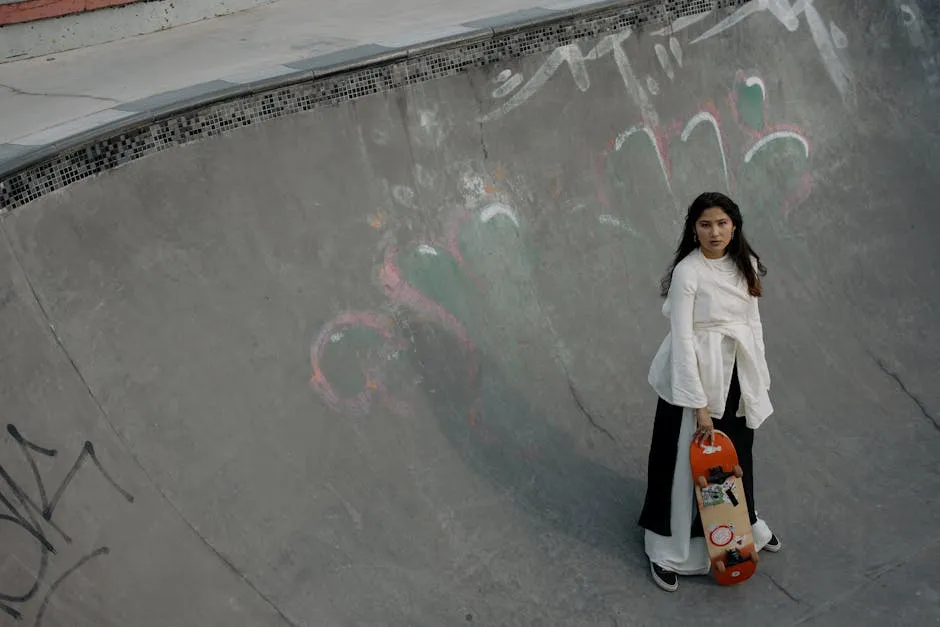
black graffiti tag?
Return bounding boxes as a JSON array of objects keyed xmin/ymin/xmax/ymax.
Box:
[{"xmin": 0, "ymin": 424, "xmax": 134, "ymax": 624}]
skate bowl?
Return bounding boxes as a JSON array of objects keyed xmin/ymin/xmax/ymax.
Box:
[{"xmin": 1, "ymin": 1, "xmax": 939, "ymax": 625}]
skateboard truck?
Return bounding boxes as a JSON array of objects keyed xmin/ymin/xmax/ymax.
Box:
[
  {"xmin": 703, "ymin": 465, "xmax": 742, "ymax": 485},
  {"xmin": 715, "ymin": 548, "xmax": 758, "ymax": 574}
]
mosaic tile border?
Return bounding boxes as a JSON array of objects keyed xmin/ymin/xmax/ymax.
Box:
[{"xmin": 0, "ymin": 0, "xmax": 749, "ymax": 212}]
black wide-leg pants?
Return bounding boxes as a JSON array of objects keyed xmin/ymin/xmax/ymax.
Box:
[{"xmin": 638, "ymin": 363, "xmax": 757, "ymax": 538}]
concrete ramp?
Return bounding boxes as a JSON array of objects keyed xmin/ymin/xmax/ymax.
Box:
[{"xmin": 1, "ymin": 2, "xmax": 939, "ymax": 625}]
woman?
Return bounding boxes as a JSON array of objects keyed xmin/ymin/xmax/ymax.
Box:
[{"xmin": 638, "ymin": 191, "xmax": 781, "ymax": 592}]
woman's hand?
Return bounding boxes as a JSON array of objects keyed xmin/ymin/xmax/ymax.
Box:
[{"xmin": 693, "ymin": 407, "xmax": 714, "ymax": 447}]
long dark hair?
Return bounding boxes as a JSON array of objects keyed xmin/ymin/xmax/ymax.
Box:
[{"xmin": 660, "ymin": 192, "xmax": 767, "ymax": 298}]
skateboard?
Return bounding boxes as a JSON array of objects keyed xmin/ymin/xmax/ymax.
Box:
[{"xmin": 690, "ymin": 429, "xmax": 759, "ymax": 585}]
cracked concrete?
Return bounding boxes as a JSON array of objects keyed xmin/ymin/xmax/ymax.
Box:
[
  {"xmin": 0, "ymin": 0, "xmax": 561, "ymax": 145},
  {"xmin": 764, "ymin": 573, "xmax": 801, "ymax": 605},
  {"xmin": 872, "ymin": 356, "xmax": 940, "ymax": 432},
  {"xmin": 793, "ymin": 541, "xmax": 940, "ymax": 625},
  {"xmin": 0, "ymin": 84, "xmax": 115, "ymax": 144},
  {"xmin": 1, "ymin": 219, "xmax": 301, "ymax": 625},
  {"xmin": 568, "ymin": 380, "xmax": 616, "ymax": 442},
  {"xmin": 0, "ymin": 2, "xmax": 938, "ymax": 626},
  {"xmin": 0, "ymin": 83, "xmax": 118, "ymax": 103}
]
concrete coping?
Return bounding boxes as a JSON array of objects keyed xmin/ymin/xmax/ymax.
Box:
[
  {"xmin": 1, "ymin": 0, "xmax": 752, "ymax": 212},
  {"xmin": 0, "ymin": 0, "xmax": 630, "ymax": 182}
]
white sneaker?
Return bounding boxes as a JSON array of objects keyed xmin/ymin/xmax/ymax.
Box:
[
  {"xmin": 763, "ymin": 533, "xmax": 782, "ymax": 553},
  {"xmin": 650, "ymin": 561, "xmax": 679, "ymax": 592}
]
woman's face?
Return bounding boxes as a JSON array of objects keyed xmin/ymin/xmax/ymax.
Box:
[{"xmin": 695, "ymin": 206, "xmax": 736, "ymax": 258}]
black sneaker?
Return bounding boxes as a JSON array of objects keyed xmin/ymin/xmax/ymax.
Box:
[
  {"xmin": 650, "ymin": 561, "xmax": 679, "ymax": 592},
  {"xmin": 764, "ymin": 534, "xmax": 782, "ymax": 553}
]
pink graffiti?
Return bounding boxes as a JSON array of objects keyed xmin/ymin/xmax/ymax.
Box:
[
  {"xmin": 378, "ymin": 245, "xmax": 483, "ymax": 429},
  {"xmin": 310, "ymin": 204, "xmax": 539, "ymax": 455},
  {"xmin": 309, "ymin": 209, "xmax": 482, "ymax": 422},
  {"xmin": 309, "ymin": 311, "xmax": 409, "ymax": 416}
]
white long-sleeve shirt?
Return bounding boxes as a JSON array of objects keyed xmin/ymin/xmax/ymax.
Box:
[{"xmin": 648, "ymin": 248, "xmax": 773, "ymax": 429}]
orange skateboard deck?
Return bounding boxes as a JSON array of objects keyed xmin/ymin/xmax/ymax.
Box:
[{"xmin": 690, "ymin": 430, "xmax": 758, "ymax": 585}]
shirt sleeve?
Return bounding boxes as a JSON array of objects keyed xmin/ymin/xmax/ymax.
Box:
[
  {"xmin": 668, "ymin": 261, "xmax": 708, "ymax": 408},
  {"xmin": 748, "ymin": 297, "xmax": 766, "ymax": 358},
  {"xmin": 747, "ymin": 258, "xmax": 771, "ymax": 390}
]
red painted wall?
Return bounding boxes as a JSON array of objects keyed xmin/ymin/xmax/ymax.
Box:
[{"xmin": 0, "ymin": 0, "xmax": 143, "ymax": 26}]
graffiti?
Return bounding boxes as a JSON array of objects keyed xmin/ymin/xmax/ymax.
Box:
[
  {"xmin": 663, "ymin": 0, "xmax": 855, "ymax": 108},
  {"xmin": 309, "ymin": 188, "xmax": 645, "ymax": 553},
  {"xmin": 482, "ymin": 30, "xmax": 657, "ymax": 126},
  {"xmin": 310, "ymin": 207, "xmax": 485, "ymax": 420},
  {"xmin": 312, "ymin": 82, "xmax": 811, "ymax": 448},
  {"xmin": 598, "ymin": 70, "xmax": 812, "ymax": 223},
  {"xmin": 0, "ymin": 424, "xmax": 134, "ymax": 625},
  {"xmin": 310, "ymin": 197, "xmax": 562, "ymax": 456},
  {"xmin": 482, "ymin": 1, "xmax": 855, "ymax": 123},
  {"xmin": 893, "ymin": 0, "xmax": 940, "ymax": 94},
  {"xmin": 310, "ymin": 311, "xmax": 411, "ymax": 417}
]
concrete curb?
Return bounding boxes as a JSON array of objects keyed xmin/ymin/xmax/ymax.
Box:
[
  {"xmin": 1, "ymin": 0, "xmax": 748, "ymax": 212},
  {"xmin": 0, "ymin": 0, "xmax": 626, "ymax": 182}
]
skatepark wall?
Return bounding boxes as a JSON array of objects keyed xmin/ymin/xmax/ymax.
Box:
[
  {"xmin": 1, "ymin": 1, "xmax": 939, "ymax": 625},
  {"xmin": 0, "ymin": 0, "xmax": 278, "ymax": 62}
]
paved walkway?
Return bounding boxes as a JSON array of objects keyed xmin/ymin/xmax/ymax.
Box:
[{"xmin": 0, "ymin": 0, "xmax": 605, "ymax": 172}]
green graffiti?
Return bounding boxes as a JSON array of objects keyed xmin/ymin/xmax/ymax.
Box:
[
  {"xmin": 737, "ymin": 133, "xmax": 812, "ymax": 216},
  {"xmin": 668, "ymin": 113, "xmax": 731, "ymax": 202},
  {"xmin": 604, "ymin": 130, "xmax": 682, "ymax": 252},
  {"xmin": 397, "ymin": 243, "xmax": 479, "ymax": 328},
  {"xmin": 736, "ymin": 78, "xmax": 765, "ymax": 132},
  {"xmin": 602, "ymin": 73, "xmax": 812, "ymax": 227},
  {"xmin": 456, "ymin": 210, "xmax": 548, "ymax": 338},
  {"xmin": 320, "ymin": 327, "xmax": 389, "ymax": 397}
]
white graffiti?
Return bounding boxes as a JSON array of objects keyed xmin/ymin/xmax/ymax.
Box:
[
  {"xmin": 743, "ymin": 75, "xmax": 766, "ymax": 99},
  {"xmin": 608, "ymin": 97, "xmax": 812, "ymax": 212},
  {"xmin": 480, "ymin": 202, "xmax": 521, "ymax": 228},
  {"xmin": 669, "ymin": 36, "xmax": 684, "ymax": 68},
  {"xmin": 830, "ymin": 22, "xmax": 848, "ymax": 49},
  {"xmin": 461, "ymin": 173, "xmax": 489, "ymax": 203},
  {"xmin": 481, "ymin": 30, "xmax": 660, "ymax": 126},
  {"xmin": 743, "ymin": 131, "xmax": 810, "ymax": 163},
  {"xmin": 895, "ymin": 1, "xmax": 940, "ymax": 94},
  {"xmin": 681, "ymin": 112, "xmax": 731, "ymax": 190},
  {"xmin": 392, "ymin": 184, "xmax": 416, "ymax": 208},
  {"xmin": 687, "ymin": 0, "xmax": 799, "ymax": 40},
  {"xmin": 598, "ymin": 214, "xmax": 640, "ymax": 236},
  {"xmin": 614, "ymin": 125, "xmax": 672, "ymax": 196},
  {"xmin": 482, "ymin": 0, "xmax": 859, "ymax": 123},
  {"xmin": 492, "ymin": 69, "xmax": 524, "ymax": 98},
  {"xmin": 679, "ymin": 0, "xmax": 855, "ymax": 108},
  {"xmin": 654, "ymin": 43, "xmax": 674, "ymax": 80}
]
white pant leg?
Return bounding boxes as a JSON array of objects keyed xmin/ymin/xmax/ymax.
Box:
[
  {"xmin": 752, "ymin": 518, "xmax": 773, "ymax": 550},
  {"xmin": 644, "ymin": 408, "xmax": 710, "ymax": 575}
]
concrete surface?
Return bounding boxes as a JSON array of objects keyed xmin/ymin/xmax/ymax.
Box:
[
  {"xmin": 2, "ymin": 1, "xmax": 940, "ymax": 626},
  {"xmin": 0, "ymin": 0, "xmax": 613, "ymax": 169},
  {"xmin": 0, "ymin": 0, "xmax": 278, "ymax": 62}
]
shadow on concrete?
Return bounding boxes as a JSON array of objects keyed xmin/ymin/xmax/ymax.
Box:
[{"xmin": 403, "ymin": 318, "xmax": 644, "ymax": 560}]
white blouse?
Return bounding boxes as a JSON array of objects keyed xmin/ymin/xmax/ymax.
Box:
[{"xmin": 647, "ymin": 248, "xmax": 773, "ymax": 429}]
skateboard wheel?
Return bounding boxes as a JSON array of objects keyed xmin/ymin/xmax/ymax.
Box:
[
  {"xmin": 716, "ymin": 561, "xmax": 726, "ymax": 574},
  {"xmin": 751, "ymin": 552, "xmax": 759, "ymax": 564},
  {"xmin": 733, "ymin": 464, "xmax": 743, "ymax": 478},
  {"xmin": 696, "ymin": 476, "xmax": 707, "ymax": 488}
]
